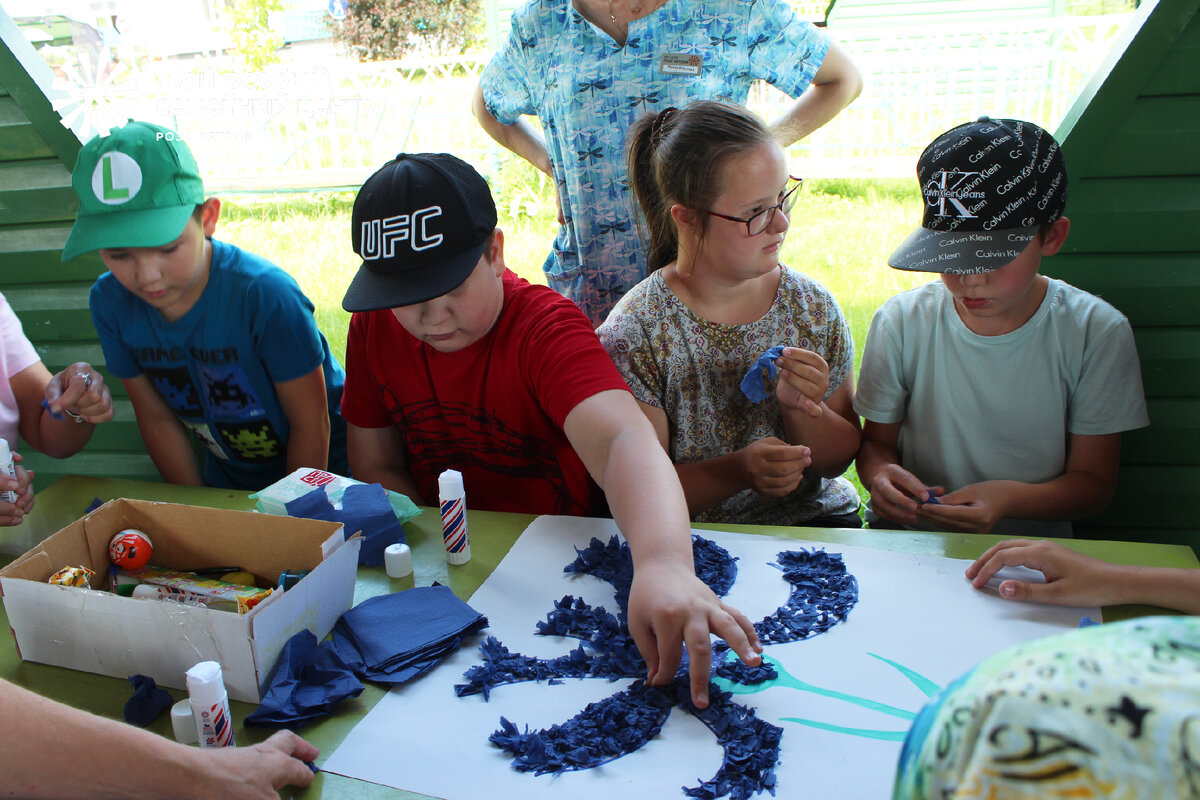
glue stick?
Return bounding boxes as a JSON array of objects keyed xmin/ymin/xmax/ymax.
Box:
[
  {"xmin": 439, "ymin": 469, "xmax": 471, "ymax": 565},
  {"xmin": 0, "ymin": 439, "xmax": 18, "ymax": 504},
  {"xmin": 186, "ymin": 660, "xmax": 236, "ymax": 748}
]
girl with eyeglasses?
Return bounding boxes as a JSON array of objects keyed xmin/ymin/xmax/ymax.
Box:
[{"xmin": 597, "ymin": 101, "xmax": 863, "ymax": 528}]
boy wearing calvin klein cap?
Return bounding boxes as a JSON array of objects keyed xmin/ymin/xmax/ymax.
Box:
[
  {"xmin": 854, "ymin": 118, "xmax": 1148, "ymax": 537},
  {"xmin": 340, "ymin": 152, "xmax": 762, "ymax": 708},
  {"xmin": 64, "ymin": 120, "xmax": 348, "ymax": 489}
]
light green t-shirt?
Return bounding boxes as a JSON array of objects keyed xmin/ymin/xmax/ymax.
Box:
[{"xmin": 854, "ymin": 278, "xmax": 1149, "ymax": 538}]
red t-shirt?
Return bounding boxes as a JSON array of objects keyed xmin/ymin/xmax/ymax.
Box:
[{"xmin": 341, "ymin": 270, "xmax": 630, "ymax": 515}]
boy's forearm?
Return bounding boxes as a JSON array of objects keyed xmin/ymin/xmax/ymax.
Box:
[
  {"xmin": 982, "ymin": 471, "xmax": 1116, "ymax": 523},
  {"xmin": 138, "ymin": 416, "xmax": 202, "ymax": 485},
  {"xmin": 601, "ymin": 427, "xmax": 694, "ymax": 564},
  {"xmin": 356, "ymin": 465, "xmax": 425, "ymax": 506},
  {"xmin": 285, "ymin": 416, "xmax": 330, "ymax": 474},
  {"xmin": 854, "ymin": 438, "xmax": 900, "ymax": 495}
]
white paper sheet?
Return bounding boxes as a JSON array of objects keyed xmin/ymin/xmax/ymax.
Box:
[{"xmin": 323, "ymin": 516, "xmax": 1099, "ymax": 800}]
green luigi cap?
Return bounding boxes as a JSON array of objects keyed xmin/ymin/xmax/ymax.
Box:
[{"xmin": 62, "ymin": 120, "xmax": 205, "ymax": 261}]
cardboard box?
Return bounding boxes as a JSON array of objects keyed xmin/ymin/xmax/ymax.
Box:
[{"xmin": 0, "ymin": 498, "xmax": 360, "ymax": 703}]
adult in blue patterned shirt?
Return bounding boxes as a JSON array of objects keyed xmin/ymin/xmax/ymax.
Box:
[{"xmin": 473, "ymin": 0, "xmax": 861, "ymax": 326}]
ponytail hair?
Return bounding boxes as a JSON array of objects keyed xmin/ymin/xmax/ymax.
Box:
[{"xmin": 627, "ymin": 101, "xmax": 773, "ymax": 271}]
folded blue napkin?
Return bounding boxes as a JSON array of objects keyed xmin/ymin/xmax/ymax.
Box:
[
  {"xmin": 332, "ymin": 584, "xmax": 488, "ymax": 685},
  {"xmin": 739, "ymin": 345, "xmax": 786, "ymax": 403},
  {"xmin": 245, "ymin": 629, "xmax": 363, "ymax": 728},
  {"xmin": 285, "ymin": 483, "xmax": 406, "ymax": 566}
]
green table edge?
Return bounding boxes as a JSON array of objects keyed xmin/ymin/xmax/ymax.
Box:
[{"xmin": 1, "ymin": 475, "xmax": 1194, "ymax": 799}]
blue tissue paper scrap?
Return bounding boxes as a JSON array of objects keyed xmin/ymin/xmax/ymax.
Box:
[
  {"xmin": 124, "ymin": 673, "xmax": 173, "ymax": 727},
  {"xmin": 246, "ymin": 629, "xmax": 363, "ymax": 728},
  {"xmin": 454, "ymin": 535, "xmax": 859, "ymax": 800},
  {"xmin": 285, "ymin": 483, "xmax": 405, "ymax": 566},
  {"xmin": 739, "ymin": 345, "xmax": 785, "ymax": 404}
]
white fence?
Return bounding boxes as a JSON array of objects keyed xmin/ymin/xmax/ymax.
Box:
[{"xmin": 46, "ymin": 12, "xmax": 1134, "ymax": 188}]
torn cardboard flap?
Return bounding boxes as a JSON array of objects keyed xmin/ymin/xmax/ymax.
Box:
[{"xmin": 0, "ymin": 498, "xmax": 360, "ymax": 702}]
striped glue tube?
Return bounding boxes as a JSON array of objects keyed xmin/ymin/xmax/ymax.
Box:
[
  {"xmin": 438, "ymin": 469, "xmax": 471, "ymax": 565},
  {"xmin": 185, "ymin": 660, "xmax": 235, "ymax": 748}
]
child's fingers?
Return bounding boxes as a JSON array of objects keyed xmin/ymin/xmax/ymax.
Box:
[{"xmin": 759, "ymin": 443, "xmax": 810, "ymax": 463}]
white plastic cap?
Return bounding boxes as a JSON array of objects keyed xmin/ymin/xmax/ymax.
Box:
[
  {"xmin": 438, "ymin": 469, "xmax": 464, "ymax": 500},
  {"xmin": 171, "ymin": 699, "xmax": 198, "ymax": 744},
  {"xmin": 185, "ymin": 660, "xmax": 222, "ymax": 691},
  {"xmin": 384, "ymin": 542, "xmax": 413, "ymax": 578}
]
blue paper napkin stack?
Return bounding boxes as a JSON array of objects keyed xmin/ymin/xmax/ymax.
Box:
[{"xmin": 332, "ymin": 585, "xmax": 488, "ymax": 685}]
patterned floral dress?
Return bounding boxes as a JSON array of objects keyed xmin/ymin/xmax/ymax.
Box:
[{"xmin": 598, "ymin": 266, "xmax": 860, "ymax": 525}]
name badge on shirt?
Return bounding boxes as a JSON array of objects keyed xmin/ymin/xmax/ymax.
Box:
[{"xmin": 659, "ymin": 53, "xmax": 702, "ymax": 76}]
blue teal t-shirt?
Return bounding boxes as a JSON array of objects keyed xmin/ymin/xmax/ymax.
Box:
[
  {"xmin": 90, "ymin": 238, "xmax": 348, "ymax": 490},
  {"xmin": 480, "ymin": 0, "xmax": 830, "ymax": 324}
]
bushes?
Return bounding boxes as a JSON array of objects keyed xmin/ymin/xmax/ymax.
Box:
[{"xmin": 330, "ymin": 0, "xmax": 484, "ymax": 61}]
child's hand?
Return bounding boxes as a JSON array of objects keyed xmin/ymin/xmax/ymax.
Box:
[
  {"xmin": 736, "ymin": 437, "xmax": 810, "ymax": 497},
  {"xmin": 774, "ymin": 347, "xmax": 829, "ymax": 417},
  {"xmin": 45, "ymin": 363, "xmax": 114, "ymax": 424},
  {"xmin": 917, "ymin": 481, "xmax": 1012, "ymax": 533},
  {"xmin": 868, "ymin": 463, "xmax": 941, "ymax": 526},
  {"xmin": 966, "ymin": 539, "xmax": 1120, "ymax": 607},
  {"xmin": 627, "ymin": 556, "xmax": 762, "ymax": 709},
  {"xmin": 0, "ymin": 456, "xmax": 34, "ymax": 526}
]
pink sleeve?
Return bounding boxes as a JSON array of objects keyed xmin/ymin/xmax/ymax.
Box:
[
  {"xmin": 0, "ymin": 294, "xmax": 40, "ymax": 383},
  {"xmin": 0, "ymin": 293, "xmax": 41, "ymax": 447}
]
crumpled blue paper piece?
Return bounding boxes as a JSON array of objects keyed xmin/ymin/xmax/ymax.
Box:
[
  {"xmin": 332, "ymin": 584, "xmax": 488, "ymax": 685},
  {"xmin": 285, "ymin": 483, "xmax": 405, "ymax": 566},
  {"xmin": 124, "ymin": 674, "xmax": 173, "ymax": 727},
  {"xmin": 245, "ymin": 629, "xmax": 363, "ymax": 728},
  {"xmin": 738, "ymin": 345, "xmax": 785, "ymax": 404}
]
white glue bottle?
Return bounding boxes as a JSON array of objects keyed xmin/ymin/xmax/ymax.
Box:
[
  {"xmin": 0, "ymin": 439, "xmax": 18, "ymax": 504},
  {"xmin": 186, "ymin": 660, "xmax": 236, "ymax": 748},
  {"xmin": 439, "ymin": 468, "xmax": 471, "ymax": 565}
]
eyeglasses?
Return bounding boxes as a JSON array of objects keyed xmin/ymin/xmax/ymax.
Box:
[{"xmin": 705, "ymin": 177, "xmax": 804, "ymax": 236}]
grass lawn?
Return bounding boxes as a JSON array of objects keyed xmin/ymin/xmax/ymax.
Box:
[{"xmin": 216, "ymin": 176, "xmax": 932, "ymax": 503}]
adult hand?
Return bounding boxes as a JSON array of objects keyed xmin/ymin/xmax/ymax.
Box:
[
  {"xmin": 0, "ymin": 454, "xmax": 34, "ymax": 526},
  {"xmin": 736, "ymin": 437, "xmax": 810, "ymax": 497},
  {"xmin": 867, "ymin": 463, "xmax": 941, "ymax": 527},
  {"xmin": 45, "ymin": 363, "xmax": 114, "ymax": 424},
  {"xmin": 197, "ymin": 730, "xmax": 320, "ymax": 799},
  {"xmin": 966, "ymin": 539, "xmax": 1120, "ymax": 607},
  {"xmin": 774, "ymin": 347, "xmax": 828, "ymax": 417},
  {"xmin": 918, "ymin": 481, "xmax": 1011, "ymax": 534},
  {"xmin": 627, "ymin": 556, "xmax": 762, "ymax": 708}
]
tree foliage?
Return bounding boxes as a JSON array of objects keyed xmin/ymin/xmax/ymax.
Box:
[
  {"xmin": 225, "ymin": 0, "xmax": 285, "ymax": 71},
  {"xmin": 330, "ymin": 0, "xmax": 483, "ymax": 61}
]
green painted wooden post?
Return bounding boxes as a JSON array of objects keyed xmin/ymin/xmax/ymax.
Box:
[
  {"xmin": 0, "ymin": 8, "xmax": 160, "ymax": 489},
  {"xmin": 1050, "ymin": 0, "xmax": 1200, "ymax": 550}
]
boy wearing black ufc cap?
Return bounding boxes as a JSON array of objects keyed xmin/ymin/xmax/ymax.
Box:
[
  {"xmin": 854, "ymin": 118, "xmax": 1148, "ymax": 537},
  {"xmin": 339, "ymin": 153, "xmax": 762, "ymax": 707}
]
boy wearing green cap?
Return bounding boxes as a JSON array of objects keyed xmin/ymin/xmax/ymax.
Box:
[{"xmin": 64, "ymin": 120, "xmax": 348, "ymax": 490}]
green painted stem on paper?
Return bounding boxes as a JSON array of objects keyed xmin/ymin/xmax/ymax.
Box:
[
  {"xmin": 713, "ymin": 651, "xmax": 943, "ymax": 740},
  {"xmin": 778, "ymin": 717, "xmax": 910, "ymax": 742}
]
